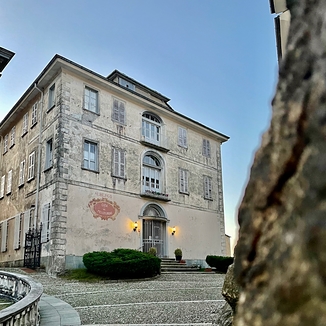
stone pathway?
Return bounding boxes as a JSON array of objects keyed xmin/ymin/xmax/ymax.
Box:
[{"xmin": 3, "ymin": 269, "xmax": 225, "ymax": 325}]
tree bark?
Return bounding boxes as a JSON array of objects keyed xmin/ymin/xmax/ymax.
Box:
[{"xmin": 234, "ymin": 1, "xmax": 326, "ymax": 325}]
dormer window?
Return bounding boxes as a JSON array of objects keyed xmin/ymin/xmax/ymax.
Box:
[{"xmin": 119, "ymin": 77, "xmax": 135, "ymax": 91}]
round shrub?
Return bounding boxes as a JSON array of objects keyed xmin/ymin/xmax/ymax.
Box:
[
  {"xmin": 206, "ymin": 255, "xmax": 234, "ymax": 273},
  {"xmin": 83, "ymin": 248, "xmax": 161, "ymax": 279}
]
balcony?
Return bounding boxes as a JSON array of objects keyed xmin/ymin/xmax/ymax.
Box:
[
  {"xmin": 140, "ymin": 190, "xmax": 171, "ymax": 202},
  {"xmin": 140, "ymin": 128, "xmax": 170, "ymax": 152}
]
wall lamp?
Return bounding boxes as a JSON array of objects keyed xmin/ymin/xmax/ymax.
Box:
[
  {"xmin": 133, "ymin": 221, "xmax": 138, "ymax": 232},
  {"xmin": 172, "ymin": 226, "xmax": 176, "ymax": 236}
]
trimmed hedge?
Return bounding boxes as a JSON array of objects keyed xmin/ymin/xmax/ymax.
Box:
[
  {"xmin": 206, "ymin": 255, "xmax": 234, "ymax": 273},
  {"xmin": 83, "ymin": 248, "xmax": 161, "ymax": 279}
]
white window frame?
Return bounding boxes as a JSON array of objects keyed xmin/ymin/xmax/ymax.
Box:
[
  {"xmin": 142, "ymin": 113, "xmax": 161, "ymax": 146},
  {"xmin": 6, "ymin": 170, "xmax": 12, "ymax": 195},
  {"xmin": 204, "ymin": 175, "xmax": 213, "ymax": 200},
  {"xmin": 41, "ymin": 203, "xmax": 51, "ymax": 243},
  {"xmin": 142, "ymin": 154, "xmax": 162, "ymax": 193},
  {"xmin": 31, "ymin": 103, "xmax": 38, "ymax": 126},
  {"xmin": 179, "ymin": 168, "xmax": 189, "ymax": 194},
  {"xmin": 1, "ymin": 220, "xmax": 8, "ymax": 252},
  {"xmin": 3, "ymin": 134, "xmax": 8, "ymax": 154},
  {"xmin": 45, "ymin": 138, "xmax": 53, "ymax": 170},
  {"xmin": 22, "ymin": 112, "xmax": 28, "ymax": 136},
  {"xmin": 112, "ymin": 98, "xmax": 126, "ymax": 125},
  {"xmin": 84, "ymin": 86, "xmax": 98, "ymax": 113},
  {"xmin": 23, "ymin": 210, "xmax": 31, "ymax": 247},
  {"xmin": 10, "ymin": 126, "xmax": 15, "ymax": 148},
  {"xmin": 13, "ymin": 214, "xmax": 22, "ymax": 250},
  {"xmin": 48, "ymin": 83, "xmax": 55, "ymax": 109},
  {"xmin": 178, "ymin": 127, "xmax": 187, "ymax": 148},
  {"xmin": 0, "ymin": 175, "xmax": 5, "ymax": 198},
  {"xmin": 203, "ymin": 139, "xmax": 211, "ymax": 157},
  {"xmin": 83, "ymin": 140, "xmax": 98, "ymax": 171},
  {"xmin": 28, "ymin": 151, "xmax": 36, "ymax": 180},
  {"xmin": 112, "ymin": 147, "xmax": 126, "ymax": 178},
  {"xmin": 19, "ymin": 160, "xmax": 25, "ymax": 186}
]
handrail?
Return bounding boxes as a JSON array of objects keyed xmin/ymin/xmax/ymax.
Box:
[{"xmin": 0, "ymin": 271, "xmax": 43, "ymax": 326}]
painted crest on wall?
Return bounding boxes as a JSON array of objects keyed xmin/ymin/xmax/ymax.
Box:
[{"xmin": 88, "ymin": 198, "xmax": 120, "ymax": 220}]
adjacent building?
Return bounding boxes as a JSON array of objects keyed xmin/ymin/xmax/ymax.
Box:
[{"xmin": 0, "ymin": 55, "xmax": 229, "ymax": 274}]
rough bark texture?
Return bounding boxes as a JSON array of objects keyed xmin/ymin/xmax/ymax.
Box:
[
  {"xmin": 222, "ymin": 264, "xmax": 240, "ymax": 313},
  {"xmin": 234, "ymin": 1, "xmax": 326, "ymax": 325}
]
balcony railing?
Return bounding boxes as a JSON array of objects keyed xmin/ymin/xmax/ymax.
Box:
[
  {"xmin": 140, "ymin": 190, "xmax": 171, "ymax": 201},
  {"xmin": 139, "ymin": 128, "xmax": 170, "ymax": 152},
  {"xmin": 0, "ymin": 271, "xmax": 43, "ymax": 325}
]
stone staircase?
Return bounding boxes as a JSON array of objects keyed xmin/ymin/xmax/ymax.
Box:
[{"xmin": 160, "ymin": 258, "xmax": 200, "ymax": 272}]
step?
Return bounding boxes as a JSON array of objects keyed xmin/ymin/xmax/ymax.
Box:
[{"xmin": 161, "ymin": 267, "xmax": 200, "ymax": 272}]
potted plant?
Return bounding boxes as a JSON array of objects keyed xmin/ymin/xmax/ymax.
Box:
[
  {"xmin": 148, "ymin": 247, "xmax": 157, "ymax": 256},
  {"xmin": 174, "ymin": 248, "xmax": 182, "ymax": 262}
]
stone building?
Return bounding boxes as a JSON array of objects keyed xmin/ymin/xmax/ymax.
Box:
[{"xmin": 0, "ymin": 55, "xmax": 229, "ymax": 274}]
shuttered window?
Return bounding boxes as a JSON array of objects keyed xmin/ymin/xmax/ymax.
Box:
[
  {"xmin": 3, "ymin": 134, "xmax": 8, "ymax": 153},
  {"xmin": 204, "ymin": 176, "xmax": 212, "ymax": 200},
  {"xmin": 10, "ymin": 126, "xmax": 15, "ymax": 147},
  {"xmin": 13, "ymin": 214, "xmax": 22, "ymax": 250},
  {"xmin": 202, "ymin": 139, "xmax": 211, "ymax": 157},
  {"xmin": 28, "ymin": 151, "xmax": 35, "ymax": 180},
  {"xmin": 41, "ymin": 203, "xmax": 51, "ymax": 243},
  {"xmin": 179, "ymin": 168, "xmax": 189, "ymax": 194},
  {"xmin": 0, "ymin": 175, "xmax": 5, "ymax": 198},
  {"xmin": 178, "ymin": 127, "xmax": 187, "ymax": 148},
  {"xmin": 6, "ymin": 170, "xmax": 12, "ymax": 194},
  {"xmin": 22, "ymin": 112, "xmax": 28, "ymax": 136},
  {"xmin": 19, "ymin": 160, "xmax": 25, "ymax": 186},
  {"xmin": 112, "ymin": 98, "xmax": 126, "ymax": 124},
  {"xmin": 84, "ymin": 87, "xmax": 98, "ymax": 113},
  {"xmin": 1, "ymin": 221, "xmax": 8, "ymax": 252},
  {"xmin": 31, "ymin": 103, "xmax": 38, "ymax": 126},
  {"xmin": 23, "ymin": 210, "xmax": 32, "ymax": 247},
  {"xmin": 112, "ymin": 148, "xmax": 126, "ymax": 178}
]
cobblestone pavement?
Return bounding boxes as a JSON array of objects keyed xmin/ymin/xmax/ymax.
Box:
[{"xmin": 5, "ymin": 269, "xmax": 225, "ymax": 325}]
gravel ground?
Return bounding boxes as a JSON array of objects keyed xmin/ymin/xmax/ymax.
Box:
[{"xmin": 3, "ymin": 269, "xmax": 225, "ymax": 325}]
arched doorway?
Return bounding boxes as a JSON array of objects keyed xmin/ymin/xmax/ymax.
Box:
[{"xmin": 141, "ymin": 204, "xmax": 167, "ymax": 257}]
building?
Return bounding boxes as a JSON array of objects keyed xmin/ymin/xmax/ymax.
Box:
[
  {"xmin": 0, "ymin": 55, "xmax": 229, "ymax": 274},
  {"xmin": 269, "ymin": 0, "xmax": 291, "ymax": 60},
  {"xmin": 0, "ymin": 47, "xmax": 15, "ymax": 78}
]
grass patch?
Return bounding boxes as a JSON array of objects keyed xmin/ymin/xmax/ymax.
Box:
[{"xmin": 60, "ymin": 268, "xmax": 109, "ymax": 282}]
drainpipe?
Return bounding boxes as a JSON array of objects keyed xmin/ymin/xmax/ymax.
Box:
[{"xmin": 34, "ymin": 83, "xmax": 44, "ymax": 227}]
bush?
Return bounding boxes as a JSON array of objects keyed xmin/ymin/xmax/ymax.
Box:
[
  {"xmin": 83, "ymin": 248, "xmax": 161, "ymax": 279},
  {"xmin": 205, "ymin": 255, "xmax": 234, "ymax": 273}
]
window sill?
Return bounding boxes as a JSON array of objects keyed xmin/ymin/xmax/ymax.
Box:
[
  {"xmin": 139, "ymin": 139, "xmax": 170, "ymax": 153},
  {"xmin": 6, "ymin": 192, "xmax": 11, "ymax": 196},
  {"xmin": 204, "ymin": 197, "xmax": 213, "ymax": 201},
  {"xmin": 31, "ymin": 122, "xmax": 38, "ymax": 129},
  {"xmin": 140, "ymin": 192, "xmax": 170, "ymax": 202},
  {"xmin": 27, "ymin": 177, "xmax": 35, "ymax": 183},
  {"xmin": 3, "ymin": 151, "xmax": 8, "ymax": 155},
  {"xmin": 179, "ymin": 191, "xmax": 189, "ymax": 195},
  {"xmin": 81, "ymin": 167, "xmax": 99, "ymax": 174},
  {"xmin": 9, "ymin": 144, "xmax": 15, "ymax": 149},
  {"xmin": 83, "ymin": 108, "xmax": 100, "ymax": 116},
  {"xmin": 44, "ymin": 166, "xmax": 53, "ymax": 173},
  {"xmin": 18, "ymin": 183, "xmax": 24, "ymax": 189},
  {"xmin": 21, "ymin": 131, "xmax": 28, "ymax": 138},
  {"xmin": 178, "ymin": 145, "xmax": 188, "ymax": 149},
  {"xmin": 111, "ymin": 174, "xmax": 127, "ymax": 181},
  {"xmin": 47, "ymin": 104, "xmax": 55, "ymax": 113}
]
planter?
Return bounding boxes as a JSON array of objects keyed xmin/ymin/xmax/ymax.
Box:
[{"xmin": 175, "ymin": 255, "xmax": 182, "ymax": 262}]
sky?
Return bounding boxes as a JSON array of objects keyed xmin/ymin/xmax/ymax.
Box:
[{"xmin": 0, "ymin": 1, "xmax": 279, "ymax": 253}]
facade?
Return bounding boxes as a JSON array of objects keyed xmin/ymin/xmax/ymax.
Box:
[
  {"xmin": 0, "ymin": 55, "xmax": 229, "ymax": 274},
  {"xmin": 269, "ymin": 0, "xmax": 290, "ymax": 59}
]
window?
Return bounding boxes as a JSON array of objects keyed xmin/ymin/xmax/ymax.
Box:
[
  {"xmin": 142, "ymin": 112, "xmax": 161, "ymax": 146},
  {"xmin": 31, "ymin": 103, "xmax": 38, "ymax": 126},
  {"xmin": 204, "ymin": 176, "xmax": 212, "ymax": 200},
  {"xmin": 28, "ymin": 151, "xmax": 35, "ymax": 180},
  {"xmin": 3, "ymin": 134, "xmax": 8, "ymax": 154},
  {"xmin": 112, "ymin": 147, "xmax": 125, "ymax": 178},
  {"xmin": 13, "ymin": 214, "xmax": 22, "ymax": 250},
  {"xmin": 41, "ymin": 203, "xmax": 51, "ymax": 243},
  {"xmin": 10, "ymin": 126, "xmax": 15, "ymax": 148},
  {"xmin": 0, "ymin": 176, "xmax": 5, "ymax": 198},
  {"xmin": 112, "ymin": 98, "xmax": 126, "ymax": 124},
  {"xmin": 84, "ymin": 86, "xmax": 98, "ymax": 113},
  {"xmin": 45, "ymin": 138, "xmax": 53, "ymax": 170},
  {"xmin": 83, "ymin": 140, "xmax": 98, "ymax": 171},
  {"xmin": 48, "ymin": 84, "xmax": 55, "ymax": 109},
  {"xmin": 19, "ymin": 160, "xmax": 25, "ymax": 186},
  {"xmin": 203, "ymin": 139, "xmax": 211, "ymax": 157},
  {"xmin": 23, "ymin": 209, "xmax": 33, "ymax": 247},
  {"xmin": 179, "ymin": 168, "xmax": 189, "ymax": 194},
  {"xmin": 6, "ymin": 170, "xmax": 12, "ymax": 194},
  {"xmin": 119, "ymin": 77, "xmax": 135, "ymax": 91},
  {"xmin": 22, "ymin": 112, "xmax": 28, "ymax": 136},
  {"xmin": 178, "ymin": 127, "xmax": 187, "ymax": 148},
  {"xmin": 142, "ymin": 153, "xmax": 162, "ymax": 193},
  {"xmin": 1, "ymin": 221, "xmax": 8, "ymax": 252}
]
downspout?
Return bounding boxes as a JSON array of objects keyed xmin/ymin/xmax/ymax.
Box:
[{"xmin": 34, "ymin": 83, "xmax": 44, "ymax": 227}]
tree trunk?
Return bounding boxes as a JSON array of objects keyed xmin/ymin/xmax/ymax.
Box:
[{"xmin": 234, "ymin": 1, "xmax": 326, "ymax": 325}]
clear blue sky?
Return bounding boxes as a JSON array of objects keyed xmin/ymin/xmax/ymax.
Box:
[{"xmin": 0, "ymin": 1, "xmax": 279, "ymax": 252}]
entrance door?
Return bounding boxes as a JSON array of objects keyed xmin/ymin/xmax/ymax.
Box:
[{"xmin": 143, "ymin": 219, "xmax": 166, "ymax": 257}]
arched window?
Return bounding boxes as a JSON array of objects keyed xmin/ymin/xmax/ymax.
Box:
[
  {"xmin": 142, "ymin": 153, "xmax": 163, "ymax": 193},
  {"xmin": 142, "ymin": 112, "xmax": 162, "ymax": 146}
]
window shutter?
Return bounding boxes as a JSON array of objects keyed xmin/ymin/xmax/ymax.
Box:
[
  {"xmin": 120, "ymin": 150, "xmax": 125, "ymax": 177},
  {"xmin": 7, "ymin": 170, "xmax": 12, "ymax": 194},
  {"xmin": 179, "ymin": 169, "xmax": 184, "ymax": 191},
  {"xmin": 23, "ymin": 210, "xmax": 31, "ymax": 247},
  {"xmin": 41, "ymin": 203, "xmax": 51, "ymax": 243},
  {"xmin": 19, "ymin": 160, "xmax": 25, "ymax": 185},
  {"xmin": 178, "ymin": 128, "xmax": 183, "ymax": 146},
  {"xmin": 1, "ymin": 221, "xmax": 8, "ymax": 252},
  {"xmin": 119, "ymin": 101, "xmax": 125, "ymax": 124},
  {"xmin": 207, "ymin": 140, "xmax": 211, "ymax": 157},
  {"xmin": 113, "ymin": 99, "xmax": 119, "ymax": 121},
  {"xmin": 13, "ymin": 214, "xmax": 21, "ymax": 250},
  {"xmin": 0, "ymin": 175, "xmax": 5, "ymax": 198},
  {"xmin": 184, "ymin": 170, "xmax": 188, "ymax": 193}
]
